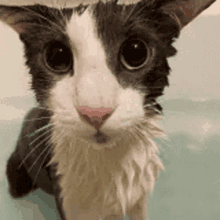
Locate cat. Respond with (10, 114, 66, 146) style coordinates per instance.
(0, 0, 215, 219)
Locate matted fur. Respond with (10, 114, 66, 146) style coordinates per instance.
(50, 113, 164, 219)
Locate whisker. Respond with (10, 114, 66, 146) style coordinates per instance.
(35, 106, 53, 111)
(29, 128, 51, 147)
(49, 0, 66, 27)
(124, 3, 139, 24)
(132, 125, 149, 143)
(55, 0, 70, 26)
(24, 116, 51, 122)
(32, 140, 53, 188)
(28, 135, 52, 173)
(124, 2, 153, 27)
(46, 129, 66, 167)
(36, 106, 71, 114)
(144, 103, 163, 115)
(34, 106, 55, 115)
(18, 145, 39, 170)
(19, 5, 67, 35)
(26, 123, 52, 138)
(19, 128, 51, 169)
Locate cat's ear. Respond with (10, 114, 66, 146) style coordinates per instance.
(161, 0, 216, 28)
(0, 5, 29, 34)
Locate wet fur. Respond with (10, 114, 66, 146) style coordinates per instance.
(3, 1, 180, 219)
(1, 0, 214, 219)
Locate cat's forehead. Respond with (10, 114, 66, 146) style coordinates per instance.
(69, 2, 145, 38)
(67, 7, 100, 52)
(66, 4, 129, 55)
(18, 3, 151, 52)
(66, 8, 107, 75)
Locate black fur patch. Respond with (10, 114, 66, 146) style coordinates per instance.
(4, 1, 180, 112)
(93, 0, 180, 114)
(5, 5, 74, 105)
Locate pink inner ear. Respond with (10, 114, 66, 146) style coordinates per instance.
(180, 0, 216, 20)
(162, 0, 216, 28)
(0, 9, 26, 34)
(11, 22, 26, 33)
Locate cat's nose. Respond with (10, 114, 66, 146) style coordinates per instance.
(77, 106, 114, 130)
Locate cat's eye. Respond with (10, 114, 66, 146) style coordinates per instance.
(120, 39, 151, 70)
(43, 41, 73, 73)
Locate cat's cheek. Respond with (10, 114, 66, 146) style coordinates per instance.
(102, 88, 146, 131)
(48, 75, 77, 114)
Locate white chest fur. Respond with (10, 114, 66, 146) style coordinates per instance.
(50, 118, 164, 220)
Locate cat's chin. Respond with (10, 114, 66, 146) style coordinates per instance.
(84, 130, 119, 151)
(90, 131, 111, 144)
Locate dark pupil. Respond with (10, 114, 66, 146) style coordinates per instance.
(122, 40, 148, 67)
(45, 42, 72, 72)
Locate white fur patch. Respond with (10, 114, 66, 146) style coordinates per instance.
(66, 8, 119, 109)
(49, 8, 147, 147)
(49, 8, 164, 220)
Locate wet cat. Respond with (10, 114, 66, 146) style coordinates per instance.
(0, 0, 215, 219)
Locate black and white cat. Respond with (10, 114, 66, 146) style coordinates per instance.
(0, 0, 215, 219)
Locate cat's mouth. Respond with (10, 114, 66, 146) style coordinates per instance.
(91, 130, 111, 144)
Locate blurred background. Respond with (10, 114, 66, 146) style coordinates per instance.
(0, 1, 220, 220)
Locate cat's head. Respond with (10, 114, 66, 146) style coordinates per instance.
(0, 0, 215, 147)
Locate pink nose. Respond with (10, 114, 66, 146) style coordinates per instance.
(77, 106, 114, 130)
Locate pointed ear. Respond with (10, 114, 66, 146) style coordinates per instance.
(162, 0, 216, 28)
(0, 5, 29, 34)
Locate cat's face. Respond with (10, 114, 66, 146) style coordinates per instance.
(0, 0, 214, 148)
(14, 2, 179, 108)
